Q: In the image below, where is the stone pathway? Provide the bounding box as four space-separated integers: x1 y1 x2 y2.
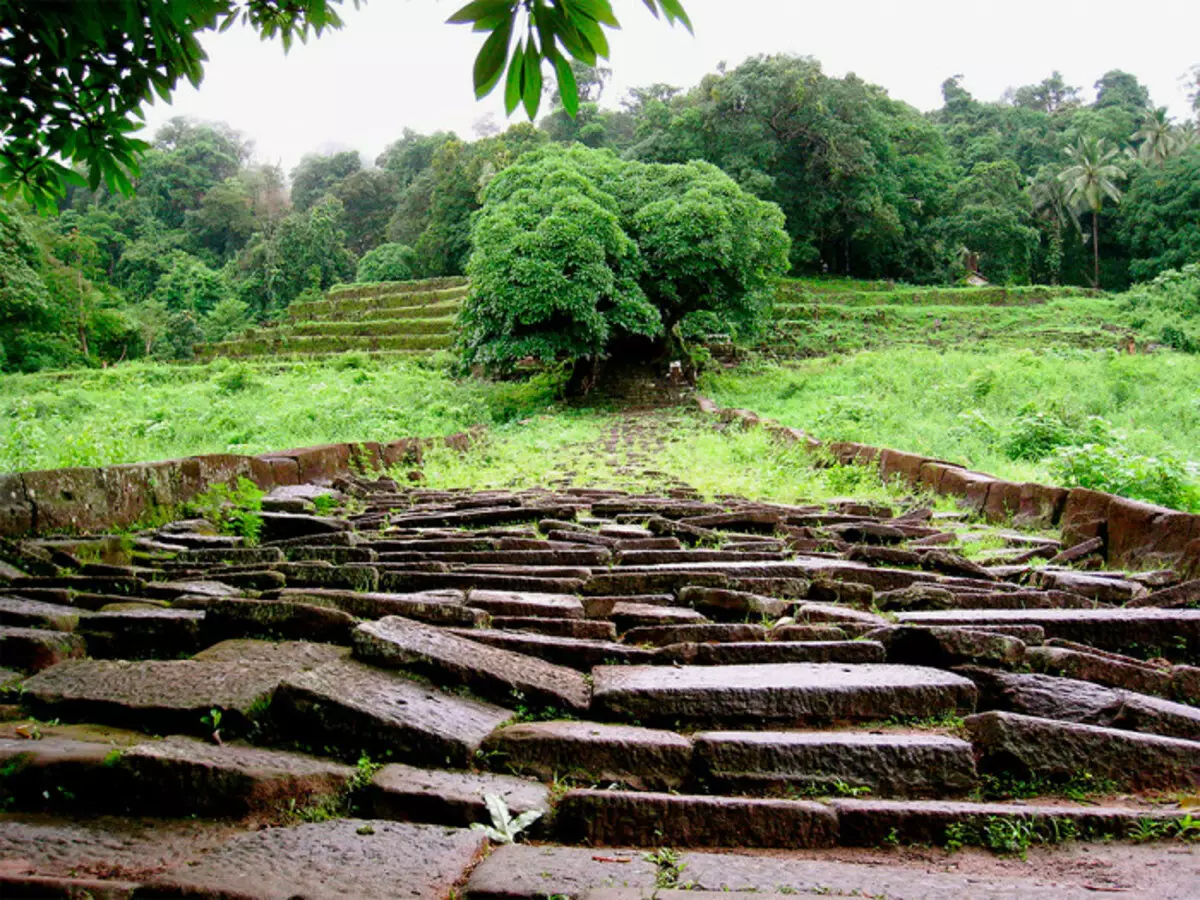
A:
1 425 1199 898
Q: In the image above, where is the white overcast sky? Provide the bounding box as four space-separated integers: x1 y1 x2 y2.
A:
139 0 1200 175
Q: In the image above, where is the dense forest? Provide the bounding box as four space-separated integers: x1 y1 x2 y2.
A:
2 55 1199 373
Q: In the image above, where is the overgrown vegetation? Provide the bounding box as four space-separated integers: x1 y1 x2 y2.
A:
703 349 1200 511
0 357 560 472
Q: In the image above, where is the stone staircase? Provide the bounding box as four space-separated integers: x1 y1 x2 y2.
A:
1 477 1199 897
198 277 468 360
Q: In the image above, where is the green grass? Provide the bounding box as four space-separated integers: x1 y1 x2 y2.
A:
0 357 560 472
701 349 1200 509
419 409 918 507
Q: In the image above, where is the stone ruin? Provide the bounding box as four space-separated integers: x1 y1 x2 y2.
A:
1 474 1199 897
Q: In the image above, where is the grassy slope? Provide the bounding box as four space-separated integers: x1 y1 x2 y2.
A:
0 357 556 472
702 349 1200 491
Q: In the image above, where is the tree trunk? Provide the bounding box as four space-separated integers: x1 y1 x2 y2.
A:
1092 212 1100 289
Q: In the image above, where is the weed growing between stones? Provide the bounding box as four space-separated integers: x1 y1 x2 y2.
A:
470 794 543 844
189 478 265 546
974 770 1119 802
281 755 382 825
644 846 690 889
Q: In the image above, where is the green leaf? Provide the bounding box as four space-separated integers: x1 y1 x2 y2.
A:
473 20 513 98
569 12 610 59
659 0 694 32
504 40 525 115
554 53 579 117
522 40 543 119
448 0 511 25
567 0 620 27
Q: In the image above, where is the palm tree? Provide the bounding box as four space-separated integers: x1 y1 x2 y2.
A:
1059 137 1126 288
1132 108 1178 165
1029 169 1081 285
1176 121 1199 153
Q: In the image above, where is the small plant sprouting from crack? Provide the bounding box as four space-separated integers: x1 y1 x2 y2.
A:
470 793 543 844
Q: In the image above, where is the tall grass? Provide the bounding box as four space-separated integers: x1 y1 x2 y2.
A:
702 349 1200 510
0 357 560 473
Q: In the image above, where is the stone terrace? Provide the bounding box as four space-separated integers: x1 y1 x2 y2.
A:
1 468 1199 897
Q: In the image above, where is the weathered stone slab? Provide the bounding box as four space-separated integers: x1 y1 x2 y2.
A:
1035 570 1146 604
451 628 657 670
831 797 1187 847
896 608 1200 661
365 762 549 828
490 617 617 641
961 667 1200 742
22 640 344 735
1026 645 1173 696
276 659 510 767
658 641 886 666
966 710 1200 790
678 586 790 620
582 571 730 596
465 590 585 619
622 623 767 648
868 626 1026 669
204 596 356 644
354 616 591 713
274 587 485 627
1130 579 1200 609
591 663 977 725
0 625 86 671
695 730 975 797
77 608 205 659
379 570 586 595
465 845 658 897
483 721 693 790
121 735 353 817
769 624 849 642
143 819 487 899
555 789 838 848
0 596 81 631
611 603 708 632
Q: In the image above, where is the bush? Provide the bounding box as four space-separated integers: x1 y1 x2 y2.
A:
356 243 417 283
1050 443 1200 511
1122 263 1200 353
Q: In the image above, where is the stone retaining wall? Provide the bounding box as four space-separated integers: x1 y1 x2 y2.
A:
697 398 1200 578
0 427 485 539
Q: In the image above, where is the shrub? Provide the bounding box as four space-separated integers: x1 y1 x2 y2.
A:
1050 443 1200 511
1122 263 1200 353
356 243 416 283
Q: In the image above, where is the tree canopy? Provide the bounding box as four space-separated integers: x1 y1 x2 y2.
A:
458 145 789 379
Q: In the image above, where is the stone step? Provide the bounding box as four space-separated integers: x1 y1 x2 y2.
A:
657 640 886 666
269 587 486 627
483 721 693 790
21 640 345 736
555 789 839 848
611 602 707 631
204 596 357 644
141 819 487 899
354 616 591 713
694 730 976 797
896 609 1200 662
76 608 205 659
591 663 977 726
966 710 1200 791
119 735 355 817
490 617 617 641
463 590 585 619
363 762 549 829
622 623 767 647
378 571 587 595
0 624 86 671
830 797 1192 847
0 596 81 630
450 628 657 669
965 667 1200 741
274 658 510 767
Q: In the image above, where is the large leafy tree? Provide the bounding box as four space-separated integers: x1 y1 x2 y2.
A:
459 145 789 385
1120 147 1200 281
1059 137 1126 288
